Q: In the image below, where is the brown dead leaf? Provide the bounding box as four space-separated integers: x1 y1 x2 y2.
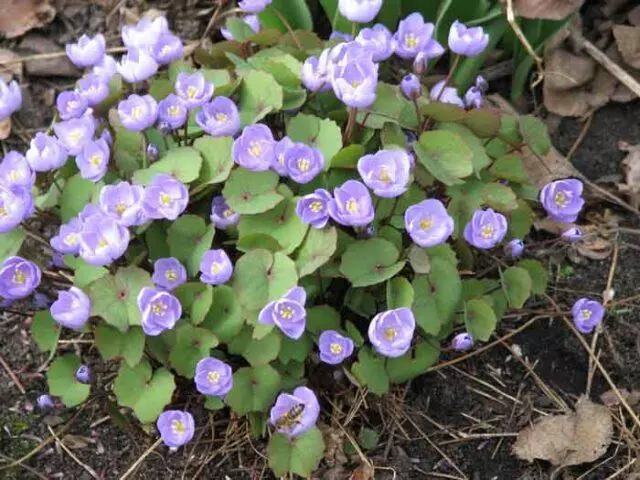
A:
629 6 640 27
20 34 80 77
543 83 592 117
545 48 596 90
513 396 613 467
0 49 23 83
612 25 640 70
0 118 11 140
0 0 56 39
349 463 375 480
514 0 584 20
575 225 614 259
600 388 640 407
617 141 640 209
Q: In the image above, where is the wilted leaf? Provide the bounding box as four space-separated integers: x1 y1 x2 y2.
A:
0 1 56 39
515 0 584 20
544 48 596 91
612 25 640 70
618 141 640 209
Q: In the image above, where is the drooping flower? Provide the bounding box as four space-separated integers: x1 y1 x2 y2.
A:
157 410 194 448
65 34 106 68
318 330 355 365
338 0 382 23
157 94 188 130
92 55 117 81
296 189 332 229
239 0 272 13
98 181 146 226
272 136 294 176
78 214 130 266
77 74 110 107
448 20 489 57
152 258 187 291
151 33 184 66
451 332 474 351
122 17 169 50
561 226 583 243
0 256 41 300
505 239 525 258
404 199 454 247
174 72 214 110
210 196 240 229
200 249 233 285
572 298 605 334
301 50 332 93
356 24 393 61
0 185 27 233
195 97 240 137
0 151 35 191
400 74 421 100
540 179 585 223
0 79 22 120
194 357 233 397
232 124 276 172
328 180 375 227
330 49 378 109
464 86 483 109
137 287 182 336
116 48 159 84
357 149 411 198
463 208 508 250
221 15 261 40
393 13 435 59
53 116 96 156
56 91 88 120
75 137 110 182
284 143 324 184
368 307 415 358
50 218 83 255
118 94 158 132
258 286 307 340
269 386 319 438
143 173 189 220
37 394 55 411
75 365 91 383
429 81 465 107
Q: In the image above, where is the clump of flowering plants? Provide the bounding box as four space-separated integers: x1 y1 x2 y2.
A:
0 1 599 477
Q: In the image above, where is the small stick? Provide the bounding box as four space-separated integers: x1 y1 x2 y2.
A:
47 425 100 480
0 354 25 394
119 438 163 480
505 0 544 88
566 113 593 162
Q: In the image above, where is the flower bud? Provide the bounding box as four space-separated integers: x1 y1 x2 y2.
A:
75 365 91 383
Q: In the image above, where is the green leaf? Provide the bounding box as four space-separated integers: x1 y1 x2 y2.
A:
440 123 491 174
47 354 90 407
517 259 548 295
502 267 533 309
224 17 256 42
113 128 145 176
260 0 313 32
89 267 153 331
489 154 528 183
415 131 474 185
169 324 218 377
465 298 497 341
345 320 364 347
167 215 215 276
381 123 407 149
223 169 283 215
193 136 234 185
519 115 552 157
287 113 343 165
237 233 283 253
132 147 203 185
463 108 501 138
242 329 281 366
481 183 519 212
174 283 214 325
59 174 100 222
239 70 283 125
508 200 534 240
145 222 171 261
420 101 466 123
352 348 389 395
386 277 414 309
386 340 440 383
0 228 25 259
330 144 364 169
358 427 380 451
200 285 244 342
31 311 60 352
306 306 341 335
356 83 417 130
408 245 431 274
94 325 145 367
204 396 225 411
232 249 298 310
340 238 405 287
486 115 522 159
295 226 337 278
65 257 108 289
268 427 325 477
279 334 312 365
344 288 377 318
226 364 281 415
148 78 173 101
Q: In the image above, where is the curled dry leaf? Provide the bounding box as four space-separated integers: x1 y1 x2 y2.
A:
20 34 81 78
612 25 640 70
545 48 596 91
629 6 640 27
0 0 56 39
0 118 11 141
514 0 584 20
600 388 640 407
617 141 640 210
513 396 613 467
0 49 23 83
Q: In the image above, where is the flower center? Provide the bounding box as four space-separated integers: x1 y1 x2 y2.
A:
346 198 358 213
309 201 323 213
249 142 262 157
97 239 109 248
65 234 77 246
160 192 172 206
554 191 569 207
378 167 391 183
0 206 6 217
115 203 127 215
165 269 177 281
68 100 79 110
130 106 143 120
9 169 23 182
383 327 397 341
207 371 220 383
152 301 168 316
12 269 26 285
222 208 234 218
89 154 102 167
419 217 433 230
481 224 494 239
279 306 294 320
404 33 418 49
167 105 181 117
171 420 185 434
160 45 172 56
581 308 592 319
187 85 198 99
297 158 310 172
68 129 83 146
215 112 228 123
350 79 361 88
330 343 343 355
210 262 222 275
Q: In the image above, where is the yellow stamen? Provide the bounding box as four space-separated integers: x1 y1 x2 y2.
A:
186 85 198 99
9 170 23 182
481 224 494 239
309 201 323 213
378 167 391 183
152 301 167 316
581 309 592 319
383 327 397 341
65 234 77 246
208 371 221 383
297 158 310 173
130 106 143 120
167 105 181 117
554 191 568 207
165 269 177 281
222 209 234 218
404 34 418 49
350 79 361 88
249 142 262 157
330 343 343 355
12 270 26 285
68 129 83 146
346 199 358 213
419 217 433 230
172 420 186 434
160 193 172 206
0 206 6 217
115 203 127 215
210 262 222 275
215 112 228 123
89 154 102 167
279 306 294 320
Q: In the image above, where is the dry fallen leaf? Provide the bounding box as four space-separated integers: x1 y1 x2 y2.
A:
513 396 613 467
0 0 56 39
600 388 640 407
629 6 640 27
0 49 23 83
514 0 584 20
617 141 640 209
0 118 11 140
545 48 596 91
20 35 80 78
612 25 640 70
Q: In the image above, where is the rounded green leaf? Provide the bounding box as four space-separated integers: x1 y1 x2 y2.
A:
242 329 281 366
226 364 281 415
174 282 214 325
133 368 176 423
279 334 312 365
420 102 466 123
204 396 225 411
356 83 417 129
268 427 325 477
415 131 474 185
31 310 60 353
508 200 534 240
167 215 215 276
464 298 497 341
223 169 283 215
306 305 341 335
408 245 431 274
239 70 283 125
113 128 145 176
132 146 203 184
200 285 244 342
47 354 90 407
489 154 528 183
60 174 100 222
193 136 234 185
330 144 364 169
440 123 491 174
340 238 405 287
287 113 343 164
237 233 283 253
0 228 25 259
463 108 501 137
386 340 440 383
502 266 533 309
352 348 390 395
295 226 337 278
481 183 519 212
259 0 313 32
519 115 552 157
386 277 414 309
517 259 548 295
95 325 145 367
169 324 218 377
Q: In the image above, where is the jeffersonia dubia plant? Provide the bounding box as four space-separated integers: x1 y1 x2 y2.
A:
0 2 601 477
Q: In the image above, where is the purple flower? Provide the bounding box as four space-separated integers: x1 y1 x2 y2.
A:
75 138 110 182
118 94 158 132
540 179 585 223
65 34 106 68
430 81 464 107
464 86 483 109
329 31 353 42
76 74 110 107
328 180 375 227
152 258 187 291
37 394 55 411
75 365 91 383
258 286 307 340
393 13 434 59
232 124 276 172
239 0 272 13
221 15 260 40
419 38 446 63
32 292 51 310
572 298 604 334
56 91 88 120
92 55 117 81
99 181 146 226
50 252 66 269
318 330 354 365
476 75 489 93
78 214 130 266
122 17 169 50
0 80 22 120
505 239 525 258
464 208 508 250
175 72 214 110
269 386 319 438
330 52 378 109
138 287 182 336
296 189 332 229
0 151 34 191
562 226 583 243
400 74 421 100
151 33 184 65
368 307 415 358
284 143 324 184
50 218 83 255
157 410 194 448
404 199 454 247
116 48 159 84
143 174 189 220
357 149 411 198
199 249 233 285
451 332 474 351
448 21 489 57
100 127 113 146
0 188 29 232
0 256 41 300
195 97 240 137
146 144 159 162
210 196 240 229
157 94 188 130
53 116 96 156
356 24 393 62
272 136 294 176
78 203 102 222
194 357 233 397
338 0 382 23
301 51 331 93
